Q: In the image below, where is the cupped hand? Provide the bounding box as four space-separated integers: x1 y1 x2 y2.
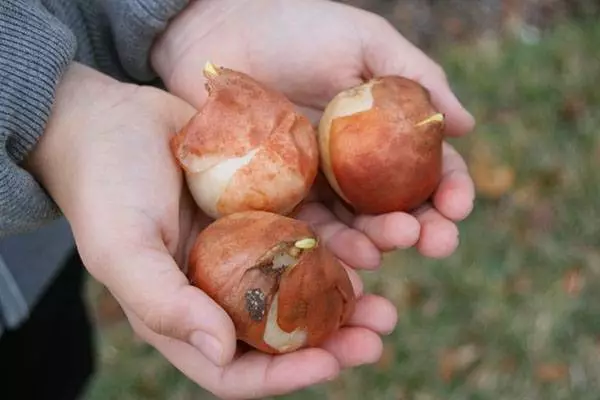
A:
152 0 476 262
26 63 398 399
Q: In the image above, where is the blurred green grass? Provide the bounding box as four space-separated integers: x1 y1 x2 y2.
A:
83 19 600 400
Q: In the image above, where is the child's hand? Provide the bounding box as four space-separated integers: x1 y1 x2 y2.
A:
152 0 476 261
26 63 398 399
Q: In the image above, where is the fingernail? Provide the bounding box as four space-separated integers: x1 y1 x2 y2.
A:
319 371 340 384
383 327 396 336
191 331 223 366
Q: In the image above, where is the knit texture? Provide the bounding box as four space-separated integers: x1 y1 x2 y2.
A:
0 0 189 237
0 0 77 237
0 0 190 332
103 0 191 81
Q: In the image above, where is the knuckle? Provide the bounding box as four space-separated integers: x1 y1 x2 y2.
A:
139 300 178 337
137 289 194 340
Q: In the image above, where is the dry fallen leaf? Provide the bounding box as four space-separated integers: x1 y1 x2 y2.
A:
560 94 587 122
469 141 515 199
380 278 408 309
442 16 465 38
422 297 441 318
535 362 569 382
376 341 396 371
528 200 556 232
438 344 481 382
577 246 600 276
511 181 540 208
326 376 348 400
467 364 500 390
92 285 126 327
500 356 518 373
502 0 526 32
504 273 532 295
393 385 409 400
472 163 516 199
563 267 585 297
381 278 425 312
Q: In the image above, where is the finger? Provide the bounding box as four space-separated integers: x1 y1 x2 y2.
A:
345 294 398 335
433 142 475 221
353 211 421 252
204 347 341 399
296 202 382 269
77 220 237 367
413 204 460 258
218 348 340 399
124 308 340 400
361 17 475 137
319 327 384 368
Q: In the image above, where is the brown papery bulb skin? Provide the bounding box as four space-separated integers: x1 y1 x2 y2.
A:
188 211 356 354
318 76 445 215
170 63 319 219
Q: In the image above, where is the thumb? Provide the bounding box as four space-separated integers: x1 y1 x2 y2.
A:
360 16 475 137
79 227 237 367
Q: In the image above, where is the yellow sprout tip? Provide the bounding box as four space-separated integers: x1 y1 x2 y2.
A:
294 237 317 250
415 113 445 127
203 61 220 77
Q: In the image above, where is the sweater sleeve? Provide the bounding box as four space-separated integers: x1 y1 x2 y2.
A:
101 0 190 81
0 0 77 238
0 0 191 237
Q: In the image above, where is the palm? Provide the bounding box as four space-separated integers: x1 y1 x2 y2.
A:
140 0 478 395
164 0 366 112
118 169 395 400
77 88 395 399
157 0 476 263
30 62 395 399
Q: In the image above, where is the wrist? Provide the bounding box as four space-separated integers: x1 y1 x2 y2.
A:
150 0 248 89
24 63 133 203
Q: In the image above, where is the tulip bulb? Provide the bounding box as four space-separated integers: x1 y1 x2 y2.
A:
171 62 319 219
318 76 445 214
187 211 356 354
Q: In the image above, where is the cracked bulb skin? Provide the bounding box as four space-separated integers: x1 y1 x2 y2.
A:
187 211 356 354
170 63 319 219
318 76 445 215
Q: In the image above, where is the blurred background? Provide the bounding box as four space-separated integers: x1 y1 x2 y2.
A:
84 1 600 399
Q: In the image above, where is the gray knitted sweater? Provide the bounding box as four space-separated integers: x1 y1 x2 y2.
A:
0 0 189 336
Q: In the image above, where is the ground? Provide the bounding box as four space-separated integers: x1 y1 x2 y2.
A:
82 4 600 400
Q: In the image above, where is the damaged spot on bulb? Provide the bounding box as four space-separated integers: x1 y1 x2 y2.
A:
252 240 314 277
272 252 297 270
242 239 316 322
245 288 266 321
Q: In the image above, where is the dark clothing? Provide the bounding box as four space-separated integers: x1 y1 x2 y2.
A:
0 250 95 400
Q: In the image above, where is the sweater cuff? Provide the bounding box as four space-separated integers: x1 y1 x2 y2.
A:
103 0 191 82
0 1 77 236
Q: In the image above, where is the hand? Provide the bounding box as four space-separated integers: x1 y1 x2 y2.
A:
152 0 476 262
26 63 397 399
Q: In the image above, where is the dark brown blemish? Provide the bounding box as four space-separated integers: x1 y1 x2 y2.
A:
245 288 266 321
